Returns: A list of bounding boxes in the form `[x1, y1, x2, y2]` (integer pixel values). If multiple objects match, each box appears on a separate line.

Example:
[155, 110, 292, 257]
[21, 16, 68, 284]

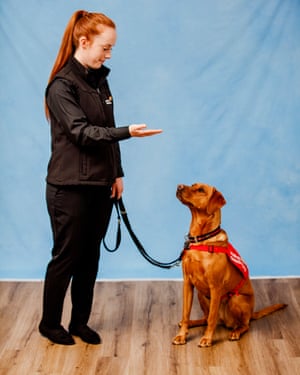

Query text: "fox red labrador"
[172, 183, 287, 347]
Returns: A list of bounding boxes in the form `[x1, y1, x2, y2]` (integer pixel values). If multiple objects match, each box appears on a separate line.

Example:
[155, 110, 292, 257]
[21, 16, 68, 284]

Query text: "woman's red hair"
[45, 10, 115, 119]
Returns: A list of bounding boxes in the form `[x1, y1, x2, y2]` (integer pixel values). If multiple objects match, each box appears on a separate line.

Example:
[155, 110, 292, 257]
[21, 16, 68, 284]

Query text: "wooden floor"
[0, 278, 299, 375]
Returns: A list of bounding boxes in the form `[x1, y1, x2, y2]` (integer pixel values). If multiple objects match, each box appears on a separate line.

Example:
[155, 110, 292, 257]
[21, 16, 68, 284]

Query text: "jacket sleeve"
[115, 143, 124, 177]
[46, 79, 131, 147]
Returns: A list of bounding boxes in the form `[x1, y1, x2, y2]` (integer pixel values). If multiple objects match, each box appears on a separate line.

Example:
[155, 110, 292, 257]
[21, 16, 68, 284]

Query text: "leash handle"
[103, 198, 181, 269]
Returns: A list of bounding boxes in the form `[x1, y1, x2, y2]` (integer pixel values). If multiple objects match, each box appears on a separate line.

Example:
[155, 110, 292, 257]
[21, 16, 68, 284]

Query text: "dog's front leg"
[172, 279, 194, 345]
[198, 289, 221, 347]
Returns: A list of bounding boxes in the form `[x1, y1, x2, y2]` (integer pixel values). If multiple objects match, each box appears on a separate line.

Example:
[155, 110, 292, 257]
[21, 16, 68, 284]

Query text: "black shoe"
[69, 325, 101, 345]
[39, 322, 75, 345]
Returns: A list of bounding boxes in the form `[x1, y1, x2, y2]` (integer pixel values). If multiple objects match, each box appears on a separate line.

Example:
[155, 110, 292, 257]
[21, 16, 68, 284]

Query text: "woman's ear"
[78, 35, 90, 49]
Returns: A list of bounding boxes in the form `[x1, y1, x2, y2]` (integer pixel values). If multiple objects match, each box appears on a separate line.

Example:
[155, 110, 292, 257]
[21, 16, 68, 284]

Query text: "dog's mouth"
[176, 191, 183, 201]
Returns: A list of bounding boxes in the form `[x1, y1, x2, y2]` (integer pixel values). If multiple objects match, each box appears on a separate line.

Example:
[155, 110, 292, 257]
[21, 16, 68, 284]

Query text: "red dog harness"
[187, 243, 249, 299]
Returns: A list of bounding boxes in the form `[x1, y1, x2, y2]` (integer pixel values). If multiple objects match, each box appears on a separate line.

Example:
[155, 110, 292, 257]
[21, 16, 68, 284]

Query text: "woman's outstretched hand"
[129, 124, 163, 137]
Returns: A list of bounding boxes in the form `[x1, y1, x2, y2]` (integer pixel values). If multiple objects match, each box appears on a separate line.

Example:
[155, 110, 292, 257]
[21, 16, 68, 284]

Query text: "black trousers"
[40, 184, 113, 328]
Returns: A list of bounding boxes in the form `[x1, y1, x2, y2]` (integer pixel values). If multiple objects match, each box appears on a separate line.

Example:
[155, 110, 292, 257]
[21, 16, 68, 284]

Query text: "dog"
[172, 183, 287, 347]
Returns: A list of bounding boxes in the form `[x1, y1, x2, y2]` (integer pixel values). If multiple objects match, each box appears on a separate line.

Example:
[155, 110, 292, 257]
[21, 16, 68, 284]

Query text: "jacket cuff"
[116, 126, 131, 140]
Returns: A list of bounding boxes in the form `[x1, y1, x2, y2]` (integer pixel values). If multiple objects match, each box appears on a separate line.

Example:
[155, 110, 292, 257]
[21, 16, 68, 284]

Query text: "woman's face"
[77, 26, 117, 69]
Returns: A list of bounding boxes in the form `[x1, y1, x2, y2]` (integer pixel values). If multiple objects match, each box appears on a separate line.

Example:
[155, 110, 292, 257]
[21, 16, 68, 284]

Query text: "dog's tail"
[251, 303, 287, 320]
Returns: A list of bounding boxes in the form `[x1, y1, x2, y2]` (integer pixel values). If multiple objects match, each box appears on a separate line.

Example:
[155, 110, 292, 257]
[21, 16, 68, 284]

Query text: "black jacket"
[46, 57, 131, 186]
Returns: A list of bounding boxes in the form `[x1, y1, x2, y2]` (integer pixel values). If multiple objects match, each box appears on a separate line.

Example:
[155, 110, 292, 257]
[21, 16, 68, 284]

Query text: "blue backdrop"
[0, 0, 299, 279]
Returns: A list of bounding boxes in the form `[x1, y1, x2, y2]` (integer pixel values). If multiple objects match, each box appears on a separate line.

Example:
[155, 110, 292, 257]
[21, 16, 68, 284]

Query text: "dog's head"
[176, 183, 226, 215]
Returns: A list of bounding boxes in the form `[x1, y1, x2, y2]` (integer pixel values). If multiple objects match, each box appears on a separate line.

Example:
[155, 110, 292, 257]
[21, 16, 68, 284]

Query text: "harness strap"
[223, 277, 246, 300]
[189, 244, 228, 253]
[185, 242, 249, 299]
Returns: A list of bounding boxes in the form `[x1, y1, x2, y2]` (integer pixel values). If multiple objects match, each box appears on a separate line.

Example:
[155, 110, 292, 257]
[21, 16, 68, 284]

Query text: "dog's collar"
[185, 226, 221, 244]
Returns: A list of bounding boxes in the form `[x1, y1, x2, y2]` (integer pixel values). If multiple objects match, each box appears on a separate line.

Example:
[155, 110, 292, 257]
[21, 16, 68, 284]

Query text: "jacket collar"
[71, 57, 110, 88]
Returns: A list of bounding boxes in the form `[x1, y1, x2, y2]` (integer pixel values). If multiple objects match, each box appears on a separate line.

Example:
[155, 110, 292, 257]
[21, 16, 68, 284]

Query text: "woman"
[39, 10, 162, 345]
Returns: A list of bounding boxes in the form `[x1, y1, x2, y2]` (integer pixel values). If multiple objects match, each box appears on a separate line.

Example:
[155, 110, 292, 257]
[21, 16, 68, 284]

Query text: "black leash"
[103, 198, 181, 269]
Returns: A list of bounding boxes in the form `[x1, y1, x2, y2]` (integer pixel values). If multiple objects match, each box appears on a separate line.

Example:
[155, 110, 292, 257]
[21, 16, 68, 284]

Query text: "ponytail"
[45, 10, 115, 119]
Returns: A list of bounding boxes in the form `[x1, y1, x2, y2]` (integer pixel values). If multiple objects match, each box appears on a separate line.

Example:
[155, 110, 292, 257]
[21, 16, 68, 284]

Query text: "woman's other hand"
[129, 124, 163, 137]
[111, 177, 124, 200]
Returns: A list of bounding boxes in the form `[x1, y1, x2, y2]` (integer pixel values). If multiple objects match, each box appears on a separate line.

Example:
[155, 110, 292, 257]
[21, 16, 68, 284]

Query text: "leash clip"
[183, 238, 190, 250]
[187, 234, 199, 244]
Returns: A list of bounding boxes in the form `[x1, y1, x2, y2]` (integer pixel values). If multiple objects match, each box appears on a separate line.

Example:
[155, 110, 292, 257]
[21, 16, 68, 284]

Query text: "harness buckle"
[208, 245, 214, 253]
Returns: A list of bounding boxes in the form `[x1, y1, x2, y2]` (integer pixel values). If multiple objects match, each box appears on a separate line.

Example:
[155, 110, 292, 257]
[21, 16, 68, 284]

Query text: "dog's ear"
[207, 190, 226, 214]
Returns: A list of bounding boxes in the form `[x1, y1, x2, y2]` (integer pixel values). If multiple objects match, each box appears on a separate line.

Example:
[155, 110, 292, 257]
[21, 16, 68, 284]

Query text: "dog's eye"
[197, 187, 205, 193]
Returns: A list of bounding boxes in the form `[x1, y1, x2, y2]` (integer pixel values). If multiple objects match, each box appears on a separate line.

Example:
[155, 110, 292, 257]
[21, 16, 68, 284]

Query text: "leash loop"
[102, 200, 121, 252]
[103, 198, 181, 269]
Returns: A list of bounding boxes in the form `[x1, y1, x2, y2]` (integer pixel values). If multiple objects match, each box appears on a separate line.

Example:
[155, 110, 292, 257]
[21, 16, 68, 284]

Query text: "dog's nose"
[177, 184, 184, 191]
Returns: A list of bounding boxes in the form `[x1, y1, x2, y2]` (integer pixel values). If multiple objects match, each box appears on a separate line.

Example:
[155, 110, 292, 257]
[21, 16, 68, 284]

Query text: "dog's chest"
[182, 251, 228, 291]
[182, 252, 212, 291]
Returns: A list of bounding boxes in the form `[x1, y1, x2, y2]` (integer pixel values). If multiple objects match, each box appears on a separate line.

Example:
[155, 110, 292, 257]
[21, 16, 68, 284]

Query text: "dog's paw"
[172, 335, 187, 345]
[229, 330, 241, 341]
[198, 336, 212, 347]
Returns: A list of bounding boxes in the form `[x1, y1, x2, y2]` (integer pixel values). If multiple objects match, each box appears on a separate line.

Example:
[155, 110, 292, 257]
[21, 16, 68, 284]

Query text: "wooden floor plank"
[0, 278, 299, 375]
